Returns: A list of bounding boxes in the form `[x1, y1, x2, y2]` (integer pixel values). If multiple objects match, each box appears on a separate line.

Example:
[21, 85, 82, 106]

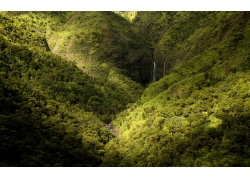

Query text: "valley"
[1, 11, 250, 166]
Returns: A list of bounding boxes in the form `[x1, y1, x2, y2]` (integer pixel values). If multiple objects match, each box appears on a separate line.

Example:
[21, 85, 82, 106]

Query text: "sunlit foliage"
[1, 11, 250, 167]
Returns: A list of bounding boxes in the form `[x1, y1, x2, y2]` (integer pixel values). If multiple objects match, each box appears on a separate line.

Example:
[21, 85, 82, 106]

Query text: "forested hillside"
[103, 11, 250, 166]
[1, 11, 250, 167]
[0, 11, 142, 166]
[46, 11, 152, 85]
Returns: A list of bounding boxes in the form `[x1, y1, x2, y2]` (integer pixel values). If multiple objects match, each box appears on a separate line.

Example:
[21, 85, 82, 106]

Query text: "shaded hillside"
[0, 12, 144, 166]
[46, 11, 152, 85]
[1, 11, 250, 167]
[133, 12, 250, 81]
[102, 12, 250, 166]
[0, 12, 116, 166]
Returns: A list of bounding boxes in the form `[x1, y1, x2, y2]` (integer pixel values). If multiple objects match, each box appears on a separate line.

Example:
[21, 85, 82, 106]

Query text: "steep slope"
[102, 12, 250, 166]
[2, 11, 250, 167]
[0, 11, 140, 166]
[46, 11, 151, 85]
[132, 12, 250, 82]
[0, 12, 115, 166]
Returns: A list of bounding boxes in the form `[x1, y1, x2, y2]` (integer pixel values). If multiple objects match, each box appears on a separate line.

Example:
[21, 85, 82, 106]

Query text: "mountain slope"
[0, 11, 144, 166]
[46, 11, 152, 85]
[102, 12, 250, 167]
[132, 12, 250, 81]
[1, 11, 250, 167]
[0, 12, 116, 166]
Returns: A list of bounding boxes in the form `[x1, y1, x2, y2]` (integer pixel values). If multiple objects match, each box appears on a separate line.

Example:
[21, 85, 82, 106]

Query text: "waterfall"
[153, 61, 156, 82]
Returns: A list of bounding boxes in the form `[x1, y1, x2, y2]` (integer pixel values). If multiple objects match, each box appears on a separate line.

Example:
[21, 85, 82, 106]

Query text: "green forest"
[1, 11, 250, 167]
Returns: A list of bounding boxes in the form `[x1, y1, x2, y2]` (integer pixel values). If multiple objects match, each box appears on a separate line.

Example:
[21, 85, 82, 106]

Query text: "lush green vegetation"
[0, 12, 142, 166]
[46, 11, 152, 85]
[1, 11, 250, 167]
[103, 12, 250, 166]
[114, 11, 137, 23]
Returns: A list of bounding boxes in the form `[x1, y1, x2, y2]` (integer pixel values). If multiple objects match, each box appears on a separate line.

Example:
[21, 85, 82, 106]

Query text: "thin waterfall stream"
[153, 61, 156, 82]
